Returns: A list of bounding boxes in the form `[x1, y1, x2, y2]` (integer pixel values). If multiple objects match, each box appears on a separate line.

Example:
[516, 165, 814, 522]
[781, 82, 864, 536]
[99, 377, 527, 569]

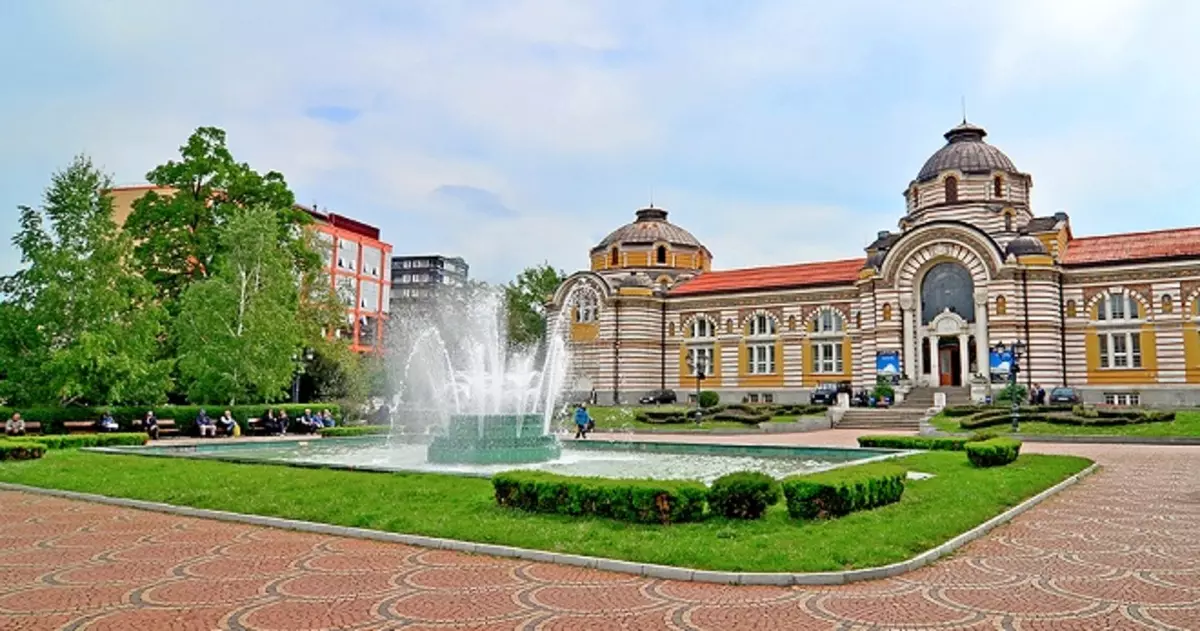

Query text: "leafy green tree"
[123, 126, 309, 309]
[173, 207, 303, 404]
[503, 263, 566, 349]
[0, 156, 171, 406]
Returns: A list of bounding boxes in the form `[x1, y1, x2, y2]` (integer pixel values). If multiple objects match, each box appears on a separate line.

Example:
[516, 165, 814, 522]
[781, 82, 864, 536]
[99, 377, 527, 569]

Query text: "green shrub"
[781, 463, 906, 519]
[965, 438, 1022, 467]
[997, 383, 1028, 405]
[25, 433, 148, 450]
[492, 471, 706, 524]
[634, 410, 690, 424]
[1072, 404, 1098, 418]
[707, 471, 780, 519]
[943, 405, 984, 417]
[857, 435, 969, 451]
[872, 376, 895, 402]
[0, 441, 46, 461]
[710, 410, 771, 424]
[318, 426, 390, 437]
[969, 430, 1000, 442]
[0, 404, 344, 435]
[698, 391, 720, 408]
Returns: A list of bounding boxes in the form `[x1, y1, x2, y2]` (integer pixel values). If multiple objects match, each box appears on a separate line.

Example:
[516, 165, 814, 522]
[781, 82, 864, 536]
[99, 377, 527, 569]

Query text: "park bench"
[63, 421, 97, 434]
[131, 418, 179, 439]
[23, 421, 42, 435]
[246, 417, 271, 436]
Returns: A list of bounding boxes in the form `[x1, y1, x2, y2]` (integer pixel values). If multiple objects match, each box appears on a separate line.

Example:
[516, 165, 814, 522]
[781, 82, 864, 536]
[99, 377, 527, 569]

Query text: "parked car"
[639, 389, 678, 405]
[1048, 386, 1081, 405]
[809, 382, 850, 405]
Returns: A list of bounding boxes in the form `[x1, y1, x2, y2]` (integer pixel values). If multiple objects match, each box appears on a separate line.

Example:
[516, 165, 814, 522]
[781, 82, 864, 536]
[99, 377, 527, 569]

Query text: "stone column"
[958, 333, 970, 387]
[900, 294, 915, 381]
[929, 335, 940, 387]
[974, 288, 989, 382]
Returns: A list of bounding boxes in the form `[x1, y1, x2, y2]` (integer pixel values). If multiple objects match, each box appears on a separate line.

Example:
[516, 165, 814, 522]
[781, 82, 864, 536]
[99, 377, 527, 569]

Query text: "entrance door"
[938, 345, 961, 386]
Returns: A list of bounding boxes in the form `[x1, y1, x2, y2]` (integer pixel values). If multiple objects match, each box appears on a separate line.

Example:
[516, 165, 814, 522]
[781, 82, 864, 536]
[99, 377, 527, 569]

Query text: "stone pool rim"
[85, 436, 912, 480]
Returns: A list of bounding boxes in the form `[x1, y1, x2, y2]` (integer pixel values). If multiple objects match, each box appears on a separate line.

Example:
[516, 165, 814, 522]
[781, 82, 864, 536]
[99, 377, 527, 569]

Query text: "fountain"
[391, 285, 576, 465]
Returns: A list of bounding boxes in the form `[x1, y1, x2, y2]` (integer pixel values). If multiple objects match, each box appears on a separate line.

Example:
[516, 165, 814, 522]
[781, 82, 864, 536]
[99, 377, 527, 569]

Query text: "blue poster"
[989, 348, 1013, 374]
[875, 351, 900, 376]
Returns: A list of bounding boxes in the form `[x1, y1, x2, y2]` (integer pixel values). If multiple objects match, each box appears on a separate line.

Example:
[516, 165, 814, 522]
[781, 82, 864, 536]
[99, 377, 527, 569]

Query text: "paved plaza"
[1, 440, 1199, 630]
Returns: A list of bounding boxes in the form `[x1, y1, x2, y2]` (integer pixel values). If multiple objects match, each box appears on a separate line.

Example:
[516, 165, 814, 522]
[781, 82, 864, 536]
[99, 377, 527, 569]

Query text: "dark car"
[639, 389, 677, 405]
[809, 382, 850, 405]
[1048, 387, 1080, 405]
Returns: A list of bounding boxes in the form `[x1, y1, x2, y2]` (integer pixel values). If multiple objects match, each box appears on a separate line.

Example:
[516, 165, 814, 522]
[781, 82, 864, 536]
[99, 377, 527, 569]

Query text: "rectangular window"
[748, 393, 759, 403]
[749, 344, 775, 374]
[1112, 333, 1128, 368]
[362, 245, 381, 277]
[762, 393, 774, 404]
[360, 281, 379, 311]
[1104, 393, 1140, 406]
[1100, 332, 1142, 369]
[688, 347, 714, 377]
[814, 342, 843, 374]
[1098, 334, 1109, 368]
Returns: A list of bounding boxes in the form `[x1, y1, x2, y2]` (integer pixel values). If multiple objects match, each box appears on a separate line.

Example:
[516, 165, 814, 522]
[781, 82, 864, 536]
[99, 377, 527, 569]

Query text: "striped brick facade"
[548, 122, 1200, 406]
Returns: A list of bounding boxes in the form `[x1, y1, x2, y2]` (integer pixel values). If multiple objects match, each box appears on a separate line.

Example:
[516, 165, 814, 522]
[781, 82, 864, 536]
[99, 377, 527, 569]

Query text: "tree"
[0, 156, 172, 406]
[503, 263, 566, 349]
[173, 207, 303, 404]
[122, 127, 308, 309]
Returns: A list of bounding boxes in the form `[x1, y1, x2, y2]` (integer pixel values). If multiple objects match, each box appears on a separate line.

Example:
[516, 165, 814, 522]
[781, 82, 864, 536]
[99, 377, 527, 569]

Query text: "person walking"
[573, 404, 592, 439]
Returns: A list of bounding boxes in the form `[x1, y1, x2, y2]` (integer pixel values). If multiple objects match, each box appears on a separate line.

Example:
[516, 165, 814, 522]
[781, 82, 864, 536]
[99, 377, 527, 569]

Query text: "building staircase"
[835, 387, 970, 431]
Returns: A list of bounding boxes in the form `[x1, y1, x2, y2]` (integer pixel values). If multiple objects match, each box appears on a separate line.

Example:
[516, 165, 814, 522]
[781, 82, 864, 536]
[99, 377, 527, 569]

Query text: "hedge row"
[318, 426, 390, 438]
[632, 403, 827, 426]
[0, 441, 46, 461]
[492, 471, 707, 524]
[966, 438, 1022, 467]
[781, 463, 907, 519]
[707, 471, 780, 519]
[959, 408, 1175, 430]
[857, 435, 971, 451]
[18, 433, 148, 450]
[0, 404, 343, 435]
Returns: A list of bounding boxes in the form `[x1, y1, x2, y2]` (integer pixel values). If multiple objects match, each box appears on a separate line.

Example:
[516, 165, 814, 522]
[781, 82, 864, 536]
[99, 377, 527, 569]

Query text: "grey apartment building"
[390, 255, 470, 305]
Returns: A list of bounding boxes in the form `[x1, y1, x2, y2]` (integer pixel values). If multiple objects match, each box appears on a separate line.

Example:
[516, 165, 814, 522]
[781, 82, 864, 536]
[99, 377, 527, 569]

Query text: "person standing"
[573, 405, 592, 439]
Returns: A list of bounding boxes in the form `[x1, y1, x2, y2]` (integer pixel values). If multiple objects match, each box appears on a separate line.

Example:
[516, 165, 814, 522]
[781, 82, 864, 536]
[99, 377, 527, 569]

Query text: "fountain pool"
[105, 437, 902, 484]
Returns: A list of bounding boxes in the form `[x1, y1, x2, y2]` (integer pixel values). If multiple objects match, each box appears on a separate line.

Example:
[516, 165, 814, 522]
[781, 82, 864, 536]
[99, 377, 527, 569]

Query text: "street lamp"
[685, 352, 707, 421]
[992, 340, 1025, 432]
[291, 347, 314, 403]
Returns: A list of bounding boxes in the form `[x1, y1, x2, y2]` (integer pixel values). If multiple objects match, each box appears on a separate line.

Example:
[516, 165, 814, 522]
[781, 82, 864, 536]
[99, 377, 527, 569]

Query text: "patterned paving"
[1, 443, 1199, 630]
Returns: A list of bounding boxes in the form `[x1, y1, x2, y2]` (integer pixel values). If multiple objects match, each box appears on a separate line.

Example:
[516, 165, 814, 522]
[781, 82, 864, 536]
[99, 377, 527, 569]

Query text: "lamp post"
[291, 347, 314, 403]
[992, 340, 1025, 432]
[685, 353, 707, 421]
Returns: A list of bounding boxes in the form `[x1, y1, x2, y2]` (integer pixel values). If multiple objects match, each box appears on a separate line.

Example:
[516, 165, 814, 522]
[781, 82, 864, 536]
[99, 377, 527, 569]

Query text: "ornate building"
[548, 121, 1200, 406]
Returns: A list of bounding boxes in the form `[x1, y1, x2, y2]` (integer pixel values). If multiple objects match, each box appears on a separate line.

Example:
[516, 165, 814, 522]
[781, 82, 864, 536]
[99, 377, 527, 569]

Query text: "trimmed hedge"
[318, 426, 389, 437]
[781, 463, 906, 519]
[710, 410, 771, 424]
[857, 435, 970, 451]
[959, 407, 1175, 430]
[707, 471, 780, 519]
[966, 438, 1022, 467]
[0, 404, 343, 435]
[698, 390, 720, 408]
[492, 471, 706, 524]
[17, 433, 148, 450]
[0, 441, 46, 461]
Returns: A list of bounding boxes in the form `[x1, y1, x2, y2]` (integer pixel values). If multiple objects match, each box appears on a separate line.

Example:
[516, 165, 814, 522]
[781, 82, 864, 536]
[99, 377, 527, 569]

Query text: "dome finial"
[961, 95, 967, 124]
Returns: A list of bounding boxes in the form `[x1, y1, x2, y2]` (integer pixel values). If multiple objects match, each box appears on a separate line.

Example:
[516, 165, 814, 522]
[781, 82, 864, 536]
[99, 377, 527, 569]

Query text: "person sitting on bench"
[5, 413, 25, 437]
[97, 412, 119, 433]
[143, 411, 160, 440]
[195, 409, 216, 438]
[262, 409, 280, 435]
[277, 410, 290, 435]
[320, 409, 336, 428]
[295, 408, 320, 434]
[216, 410, 237, 437]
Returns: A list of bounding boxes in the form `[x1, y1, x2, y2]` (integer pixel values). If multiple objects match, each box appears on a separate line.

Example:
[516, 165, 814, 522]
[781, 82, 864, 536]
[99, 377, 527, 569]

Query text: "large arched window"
[609, 247, 619, 266]
[993, 175, 1003, 198]
[920, 262, 975, 324]
[573, 291, 599, 323]
[811, 308, 845, 374]
[746, 313, 777, 374]
[944, 176, 959, 203]
[1093, 291, 1144, 369]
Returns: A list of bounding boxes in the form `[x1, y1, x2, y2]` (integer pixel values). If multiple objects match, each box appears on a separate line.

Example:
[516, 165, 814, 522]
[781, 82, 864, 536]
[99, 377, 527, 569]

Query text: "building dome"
[1005, 233, 1048, 258]
[915, 121, 1018, 183]
[595, 207, 703, 250]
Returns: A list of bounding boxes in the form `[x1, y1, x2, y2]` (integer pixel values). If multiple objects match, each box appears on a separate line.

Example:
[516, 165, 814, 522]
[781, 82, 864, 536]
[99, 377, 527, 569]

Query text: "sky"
[3, 0, 1200, 284]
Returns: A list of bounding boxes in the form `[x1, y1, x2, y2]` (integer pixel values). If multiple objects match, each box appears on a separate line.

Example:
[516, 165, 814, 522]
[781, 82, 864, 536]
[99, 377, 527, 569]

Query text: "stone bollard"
[933, 392, 947, 410]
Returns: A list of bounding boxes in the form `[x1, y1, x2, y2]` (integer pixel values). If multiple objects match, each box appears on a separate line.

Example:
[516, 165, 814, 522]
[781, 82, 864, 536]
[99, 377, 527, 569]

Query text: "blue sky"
[3, 0, 1200, 284]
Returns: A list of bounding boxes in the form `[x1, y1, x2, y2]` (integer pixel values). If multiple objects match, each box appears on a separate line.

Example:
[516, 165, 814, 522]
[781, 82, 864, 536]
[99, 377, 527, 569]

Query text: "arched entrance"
[919, 261, 977, 387]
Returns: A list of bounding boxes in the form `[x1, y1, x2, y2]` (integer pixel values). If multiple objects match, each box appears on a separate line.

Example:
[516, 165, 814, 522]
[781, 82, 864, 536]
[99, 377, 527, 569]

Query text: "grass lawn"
[0, 449, 1090, 573]
[932, 410, 1200, 437]
[588, 406, 823, 432]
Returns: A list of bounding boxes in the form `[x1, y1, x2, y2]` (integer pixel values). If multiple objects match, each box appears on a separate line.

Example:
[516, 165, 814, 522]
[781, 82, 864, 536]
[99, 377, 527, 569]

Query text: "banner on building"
[989, 348, 1013, 374]
[875, 351, 901, 383]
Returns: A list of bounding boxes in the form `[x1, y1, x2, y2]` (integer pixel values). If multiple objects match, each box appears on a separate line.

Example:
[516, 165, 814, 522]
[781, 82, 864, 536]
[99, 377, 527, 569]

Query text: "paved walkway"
[1, 442, 1199, 630]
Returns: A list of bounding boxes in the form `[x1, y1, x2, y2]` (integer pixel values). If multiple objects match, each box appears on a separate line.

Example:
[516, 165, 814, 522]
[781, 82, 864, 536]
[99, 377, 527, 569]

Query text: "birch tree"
[174, 207, 302, 404]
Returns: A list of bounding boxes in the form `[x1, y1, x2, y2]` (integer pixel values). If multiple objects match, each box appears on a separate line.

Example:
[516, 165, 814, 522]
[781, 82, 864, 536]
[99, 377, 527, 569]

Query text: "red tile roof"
[1062, 226, 1200, 266]
[670, 258, 865, 296]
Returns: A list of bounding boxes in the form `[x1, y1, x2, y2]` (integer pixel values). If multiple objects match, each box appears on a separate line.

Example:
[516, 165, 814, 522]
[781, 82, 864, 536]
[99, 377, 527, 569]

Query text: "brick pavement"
[1, 441, 1199, 630]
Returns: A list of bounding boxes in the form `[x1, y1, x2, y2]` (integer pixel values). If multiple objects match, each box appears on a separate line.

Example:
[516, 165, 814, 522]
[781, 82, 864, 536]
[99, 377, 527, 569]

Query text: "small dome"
[1005, 233, 1048, 257]
[915, 121, 1018, 183]
[595, 206, 704, 250]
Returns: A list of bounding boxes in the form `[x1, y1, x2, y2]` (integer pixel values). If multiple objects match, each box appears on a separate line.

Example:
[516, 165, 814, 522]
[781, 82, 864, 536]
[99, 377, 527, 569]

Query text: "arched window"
[1095, 291, 1139, 321]
[690, 317, 715, 339]
[745, 313, 777, 374]
[812, 308, 845, 374]
[574, 291, 598, 323]
[944, 176, 959, 203]
[995, 295, 1007, 316]
[911, 186, 920, 208]
[787, 315, 796, 331]
[1066, 300, 1078, 318]
[656, 245, 668, 265]
[668, 322, 675, 337]
[1161, 294, 1174, 314]
[1004, 212, 1013, 232]
[856, 312, 862, 328]
[609, 247, 619, 266]
[921, 262, 975, 324]
[881, 303, 892, 322]
[993, 175, 1003, 198]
